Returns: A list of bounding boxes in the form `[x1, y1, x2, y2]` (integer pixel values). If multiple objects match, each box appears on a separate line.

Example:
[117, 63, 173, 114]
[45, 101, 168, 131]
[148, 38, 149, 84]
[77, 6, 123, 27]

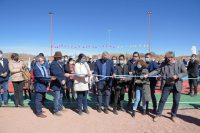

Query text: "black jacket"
[187, 60, 199, 78]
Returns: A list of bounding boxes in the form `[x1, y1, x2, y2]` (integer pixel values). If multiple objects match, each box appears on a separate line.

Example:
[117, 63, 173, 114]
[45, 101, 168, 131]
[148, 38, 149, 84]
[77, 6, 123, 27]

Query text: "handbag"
[22, 70, 31, 81]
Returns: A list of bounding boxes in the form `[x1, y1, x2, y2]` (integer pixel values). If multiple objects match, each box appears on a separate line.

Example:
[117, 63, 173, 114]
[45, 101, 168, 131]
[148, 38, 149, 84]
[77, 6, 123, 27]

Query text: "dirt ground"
[0, 107, 199, 133]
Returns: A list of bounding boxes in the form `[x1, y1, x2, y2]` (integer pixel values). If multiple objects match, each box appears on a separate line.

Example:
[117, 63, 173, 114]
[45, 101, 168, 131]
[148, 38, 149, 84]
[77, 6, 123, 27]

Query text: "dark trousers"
[128, 80, 134, 105]
[157, 85, 181, 117]
[12, 81, 24, 106]
[110, 87, 115, 105]
[35, 92, 46, 115]
[97, 88, 111, 108]
[114, 87, 125, 108]
[77, 91, 88, 111]
[189, 79, 198, 94]
[146, 80, 157, 110]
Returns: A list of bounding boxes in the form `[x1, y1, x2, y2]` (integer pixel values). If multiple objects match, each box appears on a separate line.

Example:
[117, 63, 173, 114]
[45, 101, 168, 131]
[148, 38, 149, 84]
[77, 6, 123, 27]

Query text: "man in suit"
[33, 55, 50, 118]
[0, 50, 10, 106]
[94, 51, 115, 114]
[145, 51, 187, 122]
[113, 54, 129, 115]
[145, 53, 159, 114]
[126, 52, 140, 107]
[187, 54, 199, 96]
[50, 51, 67, 116]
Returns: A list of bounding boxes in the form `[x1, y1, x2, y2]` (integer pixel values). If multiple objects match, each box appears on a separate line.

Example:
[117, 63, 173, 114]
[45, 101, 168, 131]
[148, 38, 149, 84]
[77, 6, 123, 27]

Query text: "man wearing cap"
[187, 54, 199, 96]
[0, 50, 10, 106]
[94, 51, 115, 114]
[50, 51, 67, 116]
[144, 51, 187, 122]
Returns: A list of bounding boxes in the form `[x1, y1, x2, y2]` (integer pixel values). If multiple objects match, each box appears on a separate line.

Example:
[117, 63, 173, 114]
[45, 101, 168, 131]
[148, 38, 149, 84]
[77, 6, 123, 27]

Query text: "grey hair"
[36, 55, 45, 62]
[102, 51, 109, 56]
[165, 51, 175, 58]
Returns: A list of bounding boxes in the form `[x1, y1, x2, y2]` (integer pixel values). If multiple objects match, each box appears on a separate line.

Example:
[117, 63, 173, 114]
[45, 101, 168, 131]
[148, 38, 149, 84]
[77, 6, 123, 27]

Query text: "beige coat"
[9, 60, 24, 82]
[74, 62, 91, 91]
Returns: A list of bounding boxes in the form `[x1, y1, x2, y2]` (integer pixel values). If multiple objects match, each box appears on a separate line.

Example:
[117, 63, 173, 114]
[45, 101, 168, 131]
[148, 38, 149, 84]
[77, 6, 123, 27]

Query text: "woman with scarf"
[132, 59, 151, 117]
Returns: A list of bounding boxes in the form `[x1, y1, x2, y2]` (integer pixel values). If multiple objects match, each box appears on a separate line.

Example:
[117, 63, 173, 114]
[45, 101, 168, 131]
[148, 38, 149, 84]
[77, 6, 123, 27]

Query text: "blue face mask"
[80, 59, 86, 63]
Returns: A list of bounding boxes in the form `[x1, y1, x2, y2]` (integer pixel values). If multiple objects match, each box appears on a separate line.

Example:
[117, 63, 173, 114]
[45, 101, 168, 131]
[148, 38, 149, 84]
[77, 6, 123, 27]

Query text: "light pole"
[48, 12, 54, 56]
[147, 11, 152, 53]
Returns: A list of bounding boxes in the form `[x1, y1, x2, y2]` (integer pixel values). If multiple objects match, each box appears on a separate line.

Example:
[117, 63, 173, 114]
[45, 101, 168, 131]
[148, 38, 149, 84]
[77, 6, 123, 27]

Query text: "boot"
[131, 110, 136, 117]
[97, 106, 102, 113]
[113, 107, 118, 115]
[142, 109, 146, 115]
[119, 101, 125, 112]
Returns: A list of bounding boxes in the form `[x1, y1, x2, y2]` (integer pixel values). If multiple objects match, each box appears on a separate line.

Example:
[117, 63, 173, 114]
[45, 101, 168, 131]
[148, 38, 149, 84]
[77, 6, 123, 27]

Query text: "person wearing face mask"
[64, 58, 76, 101]
[145, 53, 159, 114]
[131, 59, 151, 117]
[63, 55, 69, 65]
[9, 53, 25, 107]
[113, 55, 129, 115]
[50, 51, 67, 116]
[127, 52, 140, 108]
[187, 54, 199, 96]
[33, 55, 51, 118]
[110, 56, 118, 105]
[94, 51, 115, 114]
[74, 53, 92, 115]
[144, 51, 187, 122]
[0, 50, 10, 106]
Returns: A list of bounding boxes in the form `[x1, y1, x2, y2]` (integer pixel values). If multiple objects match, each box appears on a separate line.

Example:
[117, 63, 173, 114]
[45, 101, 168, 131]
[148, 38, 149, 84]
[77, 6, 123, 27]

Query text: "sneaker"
[153, 115, 160, 122]
[53, 112, 62, 116]
[37, 114, 47, 118]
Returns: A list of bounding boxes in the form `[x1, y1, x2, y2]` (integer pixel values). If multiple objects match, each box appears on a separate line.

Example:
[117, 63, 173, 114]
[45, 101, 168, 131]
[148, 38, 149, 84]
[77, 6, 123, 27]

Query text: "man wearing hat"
[0, 50, 10, 106]
[187, 54, 199, 96]
[50, 51, 67, 115]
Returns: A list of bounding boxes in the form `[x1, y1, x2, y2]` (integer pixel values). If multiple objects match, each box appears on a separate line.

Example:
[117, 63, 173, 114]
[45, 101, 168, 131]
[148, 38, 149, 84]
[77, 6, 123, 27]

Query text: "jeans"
[35, 92, 46, 115]
[157, 85, 181, 117]
[53, 90, 63, 113]
[133, 87, 146, 111]
[0, 81, 9, 104]
[12, 81, 24, 106]
[77, 91, 88, 111]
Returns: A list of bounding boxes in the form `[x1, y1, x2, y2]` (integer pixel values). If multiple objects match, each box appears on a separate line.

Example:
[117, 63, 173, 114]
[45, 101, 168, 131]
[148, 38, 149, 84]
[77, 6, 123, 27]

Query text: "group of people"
[0, 49, 199, 122]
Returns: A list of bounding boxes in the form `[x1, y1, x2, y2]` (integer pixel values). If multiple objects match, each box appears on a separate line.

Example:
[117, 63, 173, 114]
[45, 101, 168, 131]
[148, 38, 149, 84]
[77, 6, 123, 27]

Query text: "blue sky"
[0, 0, 200, 56]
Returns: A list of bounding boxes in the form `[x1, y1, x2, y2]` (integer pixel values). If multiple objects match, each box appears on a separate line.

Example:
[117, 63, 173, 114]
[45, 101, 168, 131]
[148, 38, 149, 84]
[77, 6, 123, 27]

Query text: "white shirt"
[0, 59, 3, 67]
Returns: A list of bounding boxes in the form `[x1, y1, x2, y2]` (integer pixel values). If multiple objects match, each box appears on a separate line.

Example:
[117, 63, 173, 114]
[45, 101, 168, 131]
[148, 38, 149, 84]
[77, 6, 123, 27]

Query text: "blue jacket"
[147, 60, 159, 82]
[94, 59, 114, 89]
[50, 60, 65, 91]
[33, 64, 50, 92]
[127, 58, 137, 72]
[0, 58, 10, 82]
